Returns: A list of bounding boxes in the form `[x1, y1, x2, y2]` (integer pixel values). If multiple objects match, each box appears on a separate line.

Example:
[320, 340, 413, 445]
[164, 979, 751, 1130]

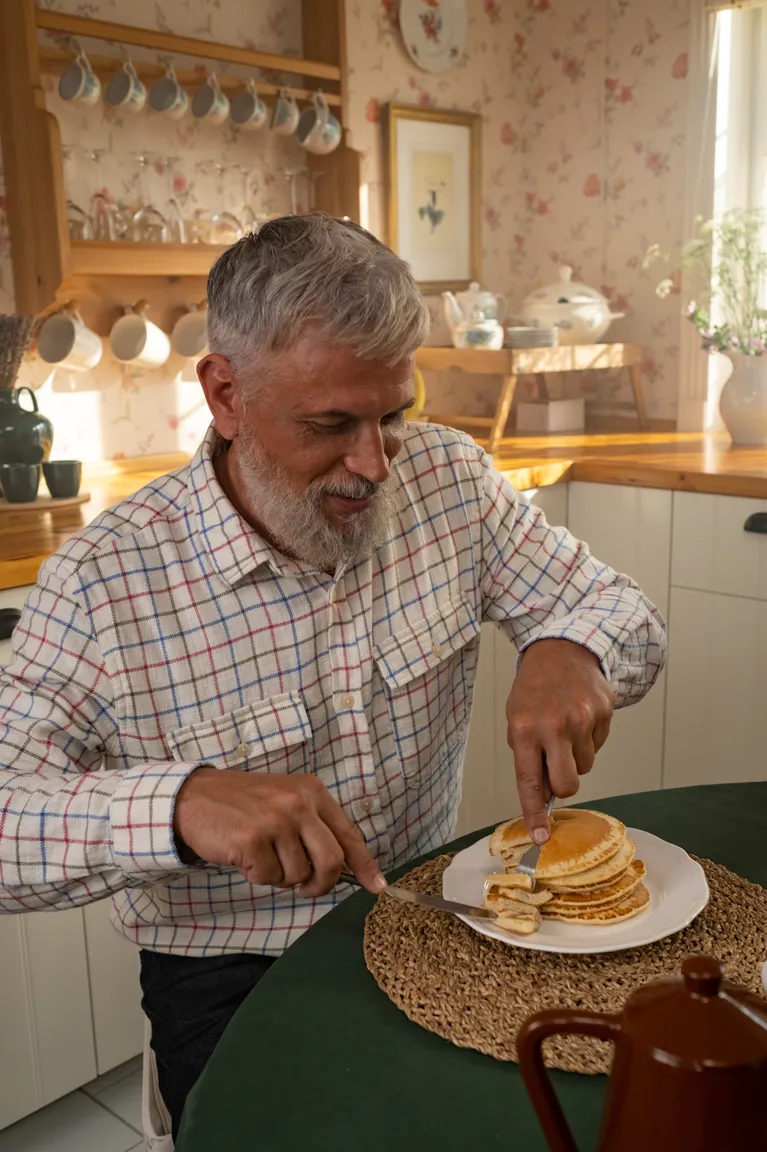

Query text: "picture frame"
[385, 103, 482, 294]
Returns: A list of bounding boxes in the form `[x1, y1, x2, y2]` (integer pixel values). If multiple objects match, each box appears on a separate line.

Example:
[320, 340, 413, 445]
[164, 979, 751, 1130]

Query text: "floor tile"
[92, 1069, 143, 1134]
[0, 1089, 138, 1152]
[82, 1055, 142, 1100]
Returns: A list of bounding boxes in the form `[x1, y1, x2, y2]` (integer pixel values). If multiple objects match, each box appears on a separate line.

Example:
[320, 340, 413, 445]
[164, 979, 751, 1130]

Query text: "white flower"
[642, 243, 662, 270]
[656, 278, 674, 299]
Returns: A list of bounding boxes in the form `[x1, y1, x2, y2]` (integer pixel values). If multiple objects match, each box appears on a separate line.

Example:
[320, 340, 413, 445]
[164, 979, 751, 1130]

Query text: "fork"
[516, 789, 555, 892]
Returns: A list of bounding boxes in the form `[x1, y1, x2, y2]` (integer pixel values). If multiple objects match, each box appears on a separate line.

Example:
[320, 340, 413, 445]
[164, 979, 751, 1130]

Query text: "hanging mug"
[37, 305, 103, 372]
[109, 301, 171, 369]
[105, 59, 147, 114]
[192, 73, 230, 126]
[58, 52, 101, 107]
[270, 87, 299, 135]
[296, 90, 341, 155]
[148, 65, 189, 120]
[230, 79, 268, 131]
[170, 303, 208, 359]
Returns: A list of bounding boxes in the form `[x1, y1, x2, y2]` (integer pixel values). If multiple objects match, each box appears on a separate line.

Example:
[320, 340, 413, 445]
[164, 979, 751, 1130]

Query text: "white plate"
[442, 828, 709, 954]
[399, 0, 468, 74]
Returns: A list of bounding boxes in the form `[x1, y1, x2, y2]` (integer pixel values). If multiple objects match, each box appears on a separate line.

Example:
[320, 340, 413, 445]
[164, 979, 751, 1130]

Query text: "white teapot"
[443, 282, 507, 349]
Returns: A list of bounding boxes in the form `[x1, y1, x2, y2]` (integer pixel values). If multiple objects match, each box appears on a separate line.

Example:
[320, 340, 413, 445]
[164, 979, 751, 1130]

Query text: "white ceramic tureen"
[520, 265, 624, 345]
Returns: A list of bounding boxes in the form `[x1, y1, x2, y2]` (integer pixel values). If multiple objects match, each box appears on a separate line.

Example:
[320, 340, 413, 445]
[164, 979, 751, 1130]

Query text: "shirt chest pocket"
[166, 692, 312, 775]
[374, 599, 480, 785]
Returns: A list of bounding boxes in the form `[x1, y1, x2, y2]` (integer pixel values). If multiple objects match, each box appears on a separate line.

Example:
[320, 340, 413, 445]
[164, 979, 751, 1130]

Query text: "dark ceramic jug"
[0, 387, 54, 465]
[517, 955, 767, 1152]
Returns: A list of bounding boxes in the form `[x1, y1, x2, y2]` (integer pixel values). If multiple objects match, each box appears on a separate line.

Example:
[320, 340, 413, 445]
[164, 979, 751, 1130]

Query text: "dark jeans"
[140, 949, 276, 1141]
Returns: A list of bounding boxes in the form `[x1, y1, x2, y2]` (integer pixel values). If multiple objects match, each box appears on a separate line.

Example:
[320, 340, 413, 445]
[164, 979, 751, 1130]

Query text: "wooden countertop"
[2, 432, 767, 590]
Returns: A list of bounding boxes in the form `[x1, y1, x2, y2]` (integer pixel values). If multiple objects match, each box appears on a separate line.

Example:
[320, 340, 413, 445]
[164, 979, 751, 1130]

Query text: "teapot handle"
[517, 1008, 621, 1152]
[15, 386, 38, 414]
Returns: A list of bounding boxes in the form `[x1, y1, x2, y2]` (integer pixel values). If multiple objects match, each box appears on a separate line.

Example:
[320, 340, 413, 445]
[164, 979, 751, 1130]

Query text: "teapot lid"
[523, 264, 608, 308]
[623, 956, 767, 1069]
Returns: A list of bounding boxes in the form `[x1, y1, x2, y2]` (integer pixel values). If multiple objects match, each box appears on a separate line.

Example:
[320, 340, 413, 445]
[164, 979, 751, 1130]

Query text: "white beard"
[235, 432, 397, 572]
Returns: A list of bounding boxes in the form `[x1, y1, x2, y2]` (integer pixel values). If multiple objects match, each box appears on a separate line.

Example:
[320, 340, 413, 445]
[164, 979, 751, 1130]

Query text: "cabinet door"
[568, 483, 671, 801]
[672, 491, 767, 600]
[0, 910, 96, 1131]
[664, 587, 767, 788]
[84, 900, 144, 1074]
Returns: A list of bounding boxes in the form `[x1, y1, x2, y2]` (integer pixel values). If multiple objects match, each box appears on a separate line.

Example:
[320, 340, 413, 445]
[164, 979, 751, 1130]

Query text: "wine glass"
[130, 151, 170, 242]
[282, 166, 309, 215]
[161, 155, 187, 243]
[61, 144, 93, 239]
[206, 161, 243, 245]
[307, 170, 324, 211]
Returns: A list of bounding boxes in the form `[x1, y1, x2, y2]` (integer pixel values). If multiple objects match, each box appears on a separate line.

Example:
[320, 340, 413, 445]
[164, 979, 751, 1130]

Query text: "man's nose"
[343, 424, 391, 486]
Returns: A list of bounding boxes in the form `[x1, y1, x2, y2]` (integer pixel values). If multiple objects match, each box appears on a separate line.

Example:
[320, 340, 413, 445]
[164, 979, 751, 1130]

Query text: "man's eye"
[310, 421, 349, 434]
[383, 412, 406, 427]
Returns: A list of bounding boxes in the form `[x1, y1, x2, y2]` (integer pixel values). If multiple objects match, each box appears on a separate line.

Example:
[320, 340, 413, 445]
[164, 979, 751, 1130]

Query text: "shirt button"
[432, 642, 444, 659]
[353, 796, 377, 818]
[235, 743, 251, 758]
[339, 692, 355, 708]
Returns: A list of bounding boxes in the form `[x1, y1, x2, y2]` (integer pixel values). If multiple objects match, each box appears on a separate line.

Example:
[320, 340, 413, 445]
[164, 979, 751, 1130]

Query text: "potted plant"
[645, 208, 767, 445]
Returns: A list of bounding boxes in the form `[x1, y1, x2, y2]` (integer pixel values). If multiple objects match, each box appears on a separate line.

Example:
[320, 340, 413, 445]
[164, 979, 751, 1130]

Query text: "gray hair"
[206, 213, 430, 377]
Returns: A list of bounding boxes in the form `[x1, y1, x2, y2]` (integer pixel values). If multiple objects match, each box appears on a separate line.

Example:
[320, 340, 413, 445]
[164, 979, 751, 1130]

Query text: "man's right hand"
[173, 768, 386, 899]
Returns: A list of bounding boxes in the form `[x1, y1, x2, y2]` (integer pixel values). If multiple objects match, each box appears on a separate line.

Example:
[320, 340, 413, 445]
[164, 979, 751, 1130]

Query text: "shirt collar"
[189, 424, 285, 586]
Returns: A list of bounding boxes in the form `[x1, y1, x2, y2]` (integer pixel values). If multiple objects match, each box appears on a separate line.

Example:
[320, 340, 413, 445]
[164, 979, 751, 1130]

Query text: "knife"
[339, 871, 497, 920]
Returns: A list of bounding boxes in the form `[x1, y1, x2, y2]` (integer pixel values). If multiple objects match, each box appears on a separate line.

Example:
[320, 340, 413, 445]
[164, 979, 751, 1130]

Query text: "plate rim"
[398, 0, 468, 74]
[443, 827, 710, 954]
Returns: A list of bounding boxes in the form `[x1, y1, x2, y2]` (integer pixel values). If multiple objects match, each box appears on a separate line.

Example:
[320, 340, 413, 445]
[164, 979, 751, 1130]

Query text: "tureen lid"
[523, 265, 608, 308]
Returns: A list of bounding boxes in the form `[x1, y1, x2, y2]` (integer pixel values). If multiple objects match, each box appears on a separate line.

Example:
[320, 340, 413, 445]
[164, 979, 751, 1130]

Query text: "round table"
[175, 784, 767, 1151]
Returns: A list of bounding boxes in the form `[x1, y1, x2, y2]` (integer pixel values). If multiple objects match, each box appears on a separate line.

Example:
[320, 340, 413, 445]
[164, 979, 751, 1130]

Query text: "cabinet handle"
[0, 608, 21, 641]
[744, 512, 767, 534]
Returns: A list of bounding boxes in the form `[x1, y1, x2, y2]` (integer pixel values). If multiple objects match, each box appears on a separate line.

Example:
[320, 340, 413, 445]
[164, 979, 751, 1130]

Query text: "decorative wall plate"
[399, 0, 468, 73]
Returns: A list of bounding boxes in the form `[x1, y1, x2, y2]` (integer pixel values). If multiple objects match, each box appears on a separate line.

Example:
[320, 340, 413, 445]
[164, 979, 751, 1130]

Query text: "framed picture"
[385, 103, 482, 293]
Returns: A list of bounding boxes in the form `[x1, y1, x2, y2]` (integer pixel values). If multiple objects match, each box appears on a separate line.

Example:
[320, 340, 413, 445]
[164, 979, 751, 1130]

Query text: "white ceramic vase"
[719, 353, 767, 445]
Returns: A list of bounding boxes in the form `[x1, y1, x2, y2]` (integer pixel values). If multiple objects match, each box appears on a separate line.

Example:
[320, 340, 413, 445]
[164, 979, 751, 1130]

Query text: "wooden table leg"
[628, 363, 649, 430]
[487, 373, 518, 454]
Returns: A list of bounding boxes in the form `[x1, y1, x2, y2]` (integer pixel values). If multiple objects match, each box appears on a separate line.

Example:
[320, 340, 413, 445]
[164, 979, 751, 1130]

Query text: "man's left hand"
[505, 639, 615, 844]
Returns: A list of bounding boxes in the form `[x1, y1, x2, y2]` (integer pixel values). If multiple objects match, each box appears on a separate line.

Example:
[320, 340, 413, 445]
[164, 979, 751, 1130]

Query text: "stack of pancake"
[483, 809, 649, 936]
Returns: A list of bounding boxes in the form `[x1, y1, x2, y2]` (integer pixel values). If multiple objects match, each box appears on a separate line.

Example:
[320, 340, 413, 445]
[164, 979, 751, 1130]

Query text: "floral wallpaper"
[0, 0, 692, 461]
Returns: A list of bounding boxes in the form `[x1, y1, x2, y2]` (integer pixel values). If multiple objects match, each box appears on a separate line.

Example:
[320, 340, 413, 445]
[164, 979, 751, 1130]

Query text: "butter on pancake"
[541, 882, 650, 925]
[489, 809, 626, 881]
[543, 860, 646, 912]
[542, 838, 636, 893]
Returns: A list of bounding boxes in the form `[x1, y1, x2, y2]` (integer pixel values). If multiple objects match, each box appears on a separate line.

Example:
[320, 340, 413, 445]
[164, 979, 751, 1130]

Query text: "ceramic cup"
[192, 73, 230, 126]
[43, 460, 82, 499]
[105, 60, 147, 113]
[0, 464, 40, 504]
[270, 87, 300, 135]
[229, 79, 267, 131]
[296, 90, 341, 155]
[109, 305, 171, 368]
[58, 52, 101, 106]
[170, 304, 208, 359]
[37, 308, 103, 372]
[148, 65, 189, 119]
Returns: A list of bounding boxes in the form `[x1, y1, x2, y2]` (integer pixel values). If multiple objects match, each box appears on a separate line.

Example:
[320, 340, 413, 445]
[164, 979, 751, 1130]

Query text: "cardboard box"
[516, 398, 585, 434]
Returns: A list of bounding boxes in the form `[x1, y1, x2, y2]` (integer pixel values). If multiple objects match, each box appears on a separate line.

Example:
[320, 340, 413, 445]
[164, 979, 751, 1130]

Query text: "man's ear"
[197, 354, 243, 440]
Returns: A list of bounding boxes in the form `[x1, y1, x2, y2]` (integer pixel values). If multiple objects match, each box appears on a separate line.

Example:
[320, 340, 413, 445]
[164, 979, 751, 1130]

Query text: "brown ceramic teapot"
[517, 955, 767, 1152]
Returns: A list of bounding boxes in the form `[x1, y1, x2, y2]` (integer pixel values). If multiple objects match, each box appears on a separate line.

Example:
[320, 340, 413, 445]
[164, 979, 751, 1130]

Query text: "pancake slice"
[490, 809, 626, 881]
[485, 883, 553, 910]
[542, 882, 650, 925]
[494, 905, 542, 935]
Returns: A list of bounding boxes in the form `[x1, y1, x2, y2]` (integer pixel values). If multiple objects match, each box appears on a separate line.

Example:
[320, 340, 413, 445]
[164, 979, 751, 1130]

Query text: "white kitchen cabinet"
[84, 900, 143, 1075]
[672, 491, 767, 600]
[567, 483, 671, 801]
[664, 586, 767, 788]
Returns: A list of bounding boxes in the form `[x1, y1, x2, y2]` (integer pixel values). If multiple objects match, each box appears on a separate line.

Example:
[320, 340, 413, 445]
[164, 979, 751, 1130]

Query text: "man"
[0, 215, 665, 1137]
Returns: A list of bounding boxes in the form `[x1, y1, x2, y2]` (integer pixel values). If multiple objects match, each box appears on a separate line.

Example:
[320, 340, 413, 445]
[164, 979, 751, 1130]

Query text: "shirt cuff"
[515, 621, 618, 682]
[110, 760, 200, 878]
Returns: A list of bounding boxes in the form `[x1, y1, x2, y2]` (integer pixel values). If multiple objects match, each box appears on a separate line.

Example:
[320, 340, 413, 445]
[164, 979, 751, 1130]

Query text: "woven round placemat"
[364, 853, 767, 1074]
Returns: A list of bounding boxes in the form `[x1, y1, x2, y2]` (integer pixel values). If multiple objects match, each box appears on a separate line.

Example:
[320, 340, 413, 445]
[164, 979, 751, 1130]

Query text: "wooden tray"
[0, 491, 91, 512]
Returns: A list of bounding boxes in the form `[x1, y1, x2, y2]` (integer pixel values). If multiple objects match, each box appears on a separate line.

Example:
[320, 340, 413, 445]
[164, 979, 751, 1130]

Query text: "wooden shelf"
[38, 48, 342, 107]
[70, 240, 226, 278]
[35, 10, 341, 84]
[416, 344, 643, 375]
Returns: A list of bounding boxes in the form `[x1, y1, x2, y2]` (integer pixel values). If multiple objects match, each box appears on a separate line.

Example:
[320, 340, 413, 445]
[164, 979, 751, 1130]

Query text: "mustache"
[309, 474, 380, 501]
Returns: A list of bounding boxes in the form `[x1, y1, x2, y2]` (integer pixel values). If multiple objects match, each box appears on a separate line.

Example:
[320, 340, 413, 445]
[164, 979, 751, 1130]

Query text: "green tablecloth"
[175, 784, 767, 1152]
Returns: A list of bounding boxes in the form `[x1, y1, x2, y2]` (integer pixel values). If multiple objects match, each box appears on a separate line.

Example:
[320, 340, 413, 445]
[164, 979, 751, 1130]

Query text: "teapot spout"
[442, 291, 463, 337]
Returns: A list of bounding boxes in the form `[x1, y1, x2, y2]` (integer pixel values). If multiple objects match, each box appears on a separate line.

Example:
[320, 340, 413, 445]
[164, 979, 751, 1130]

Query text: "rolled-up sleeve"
[0, 566, 196, 912]
[479, 462, 667, 705]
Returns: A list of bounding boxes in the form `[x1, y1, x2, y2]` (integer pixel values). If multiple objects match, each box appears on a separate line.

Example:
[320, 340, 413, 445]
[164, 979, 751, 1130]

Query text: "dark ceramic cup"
[43, 460, 82, 499]
[0, 463, 41, 503]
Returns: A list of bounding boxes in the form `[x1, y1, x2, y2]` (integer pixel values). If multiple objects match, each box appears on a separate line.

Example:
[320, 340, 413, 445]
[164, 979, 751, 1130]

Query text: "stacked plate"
[504, 325, 559, 349]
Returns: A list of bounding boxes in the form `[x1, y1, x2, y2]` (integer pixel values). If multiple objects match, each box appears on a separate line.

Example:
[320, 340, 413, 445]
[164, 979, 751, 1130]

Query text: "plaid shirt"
[0, 424, 665, 956]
